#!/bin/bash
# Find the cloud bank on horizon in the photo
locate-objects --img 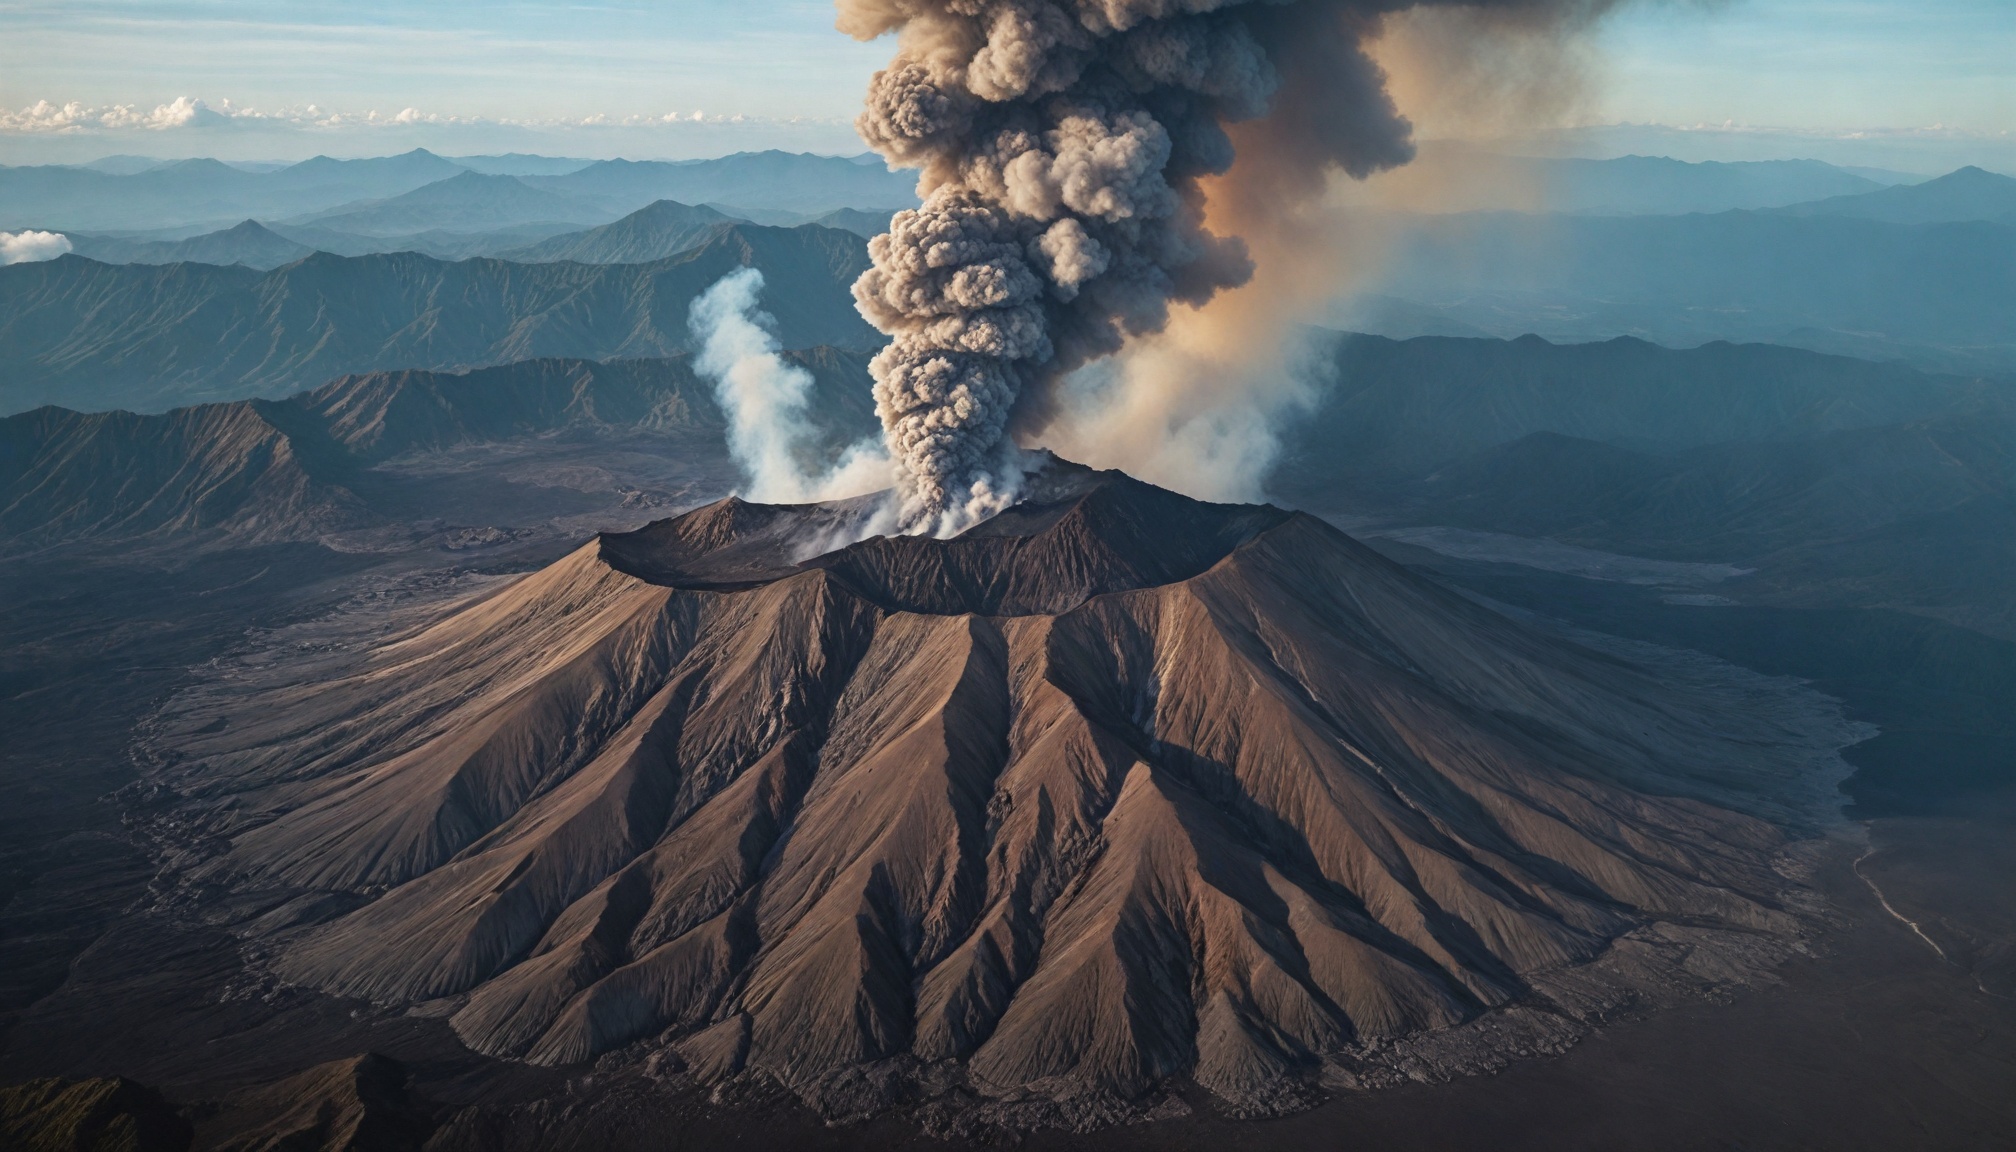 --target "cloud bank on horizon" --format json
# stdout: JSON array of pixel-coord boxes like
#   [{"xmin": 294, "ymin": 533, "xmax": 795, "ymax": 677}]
[{"xmin": 0, "ymin": 230, "xmax": 71, "ymax": 265}]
